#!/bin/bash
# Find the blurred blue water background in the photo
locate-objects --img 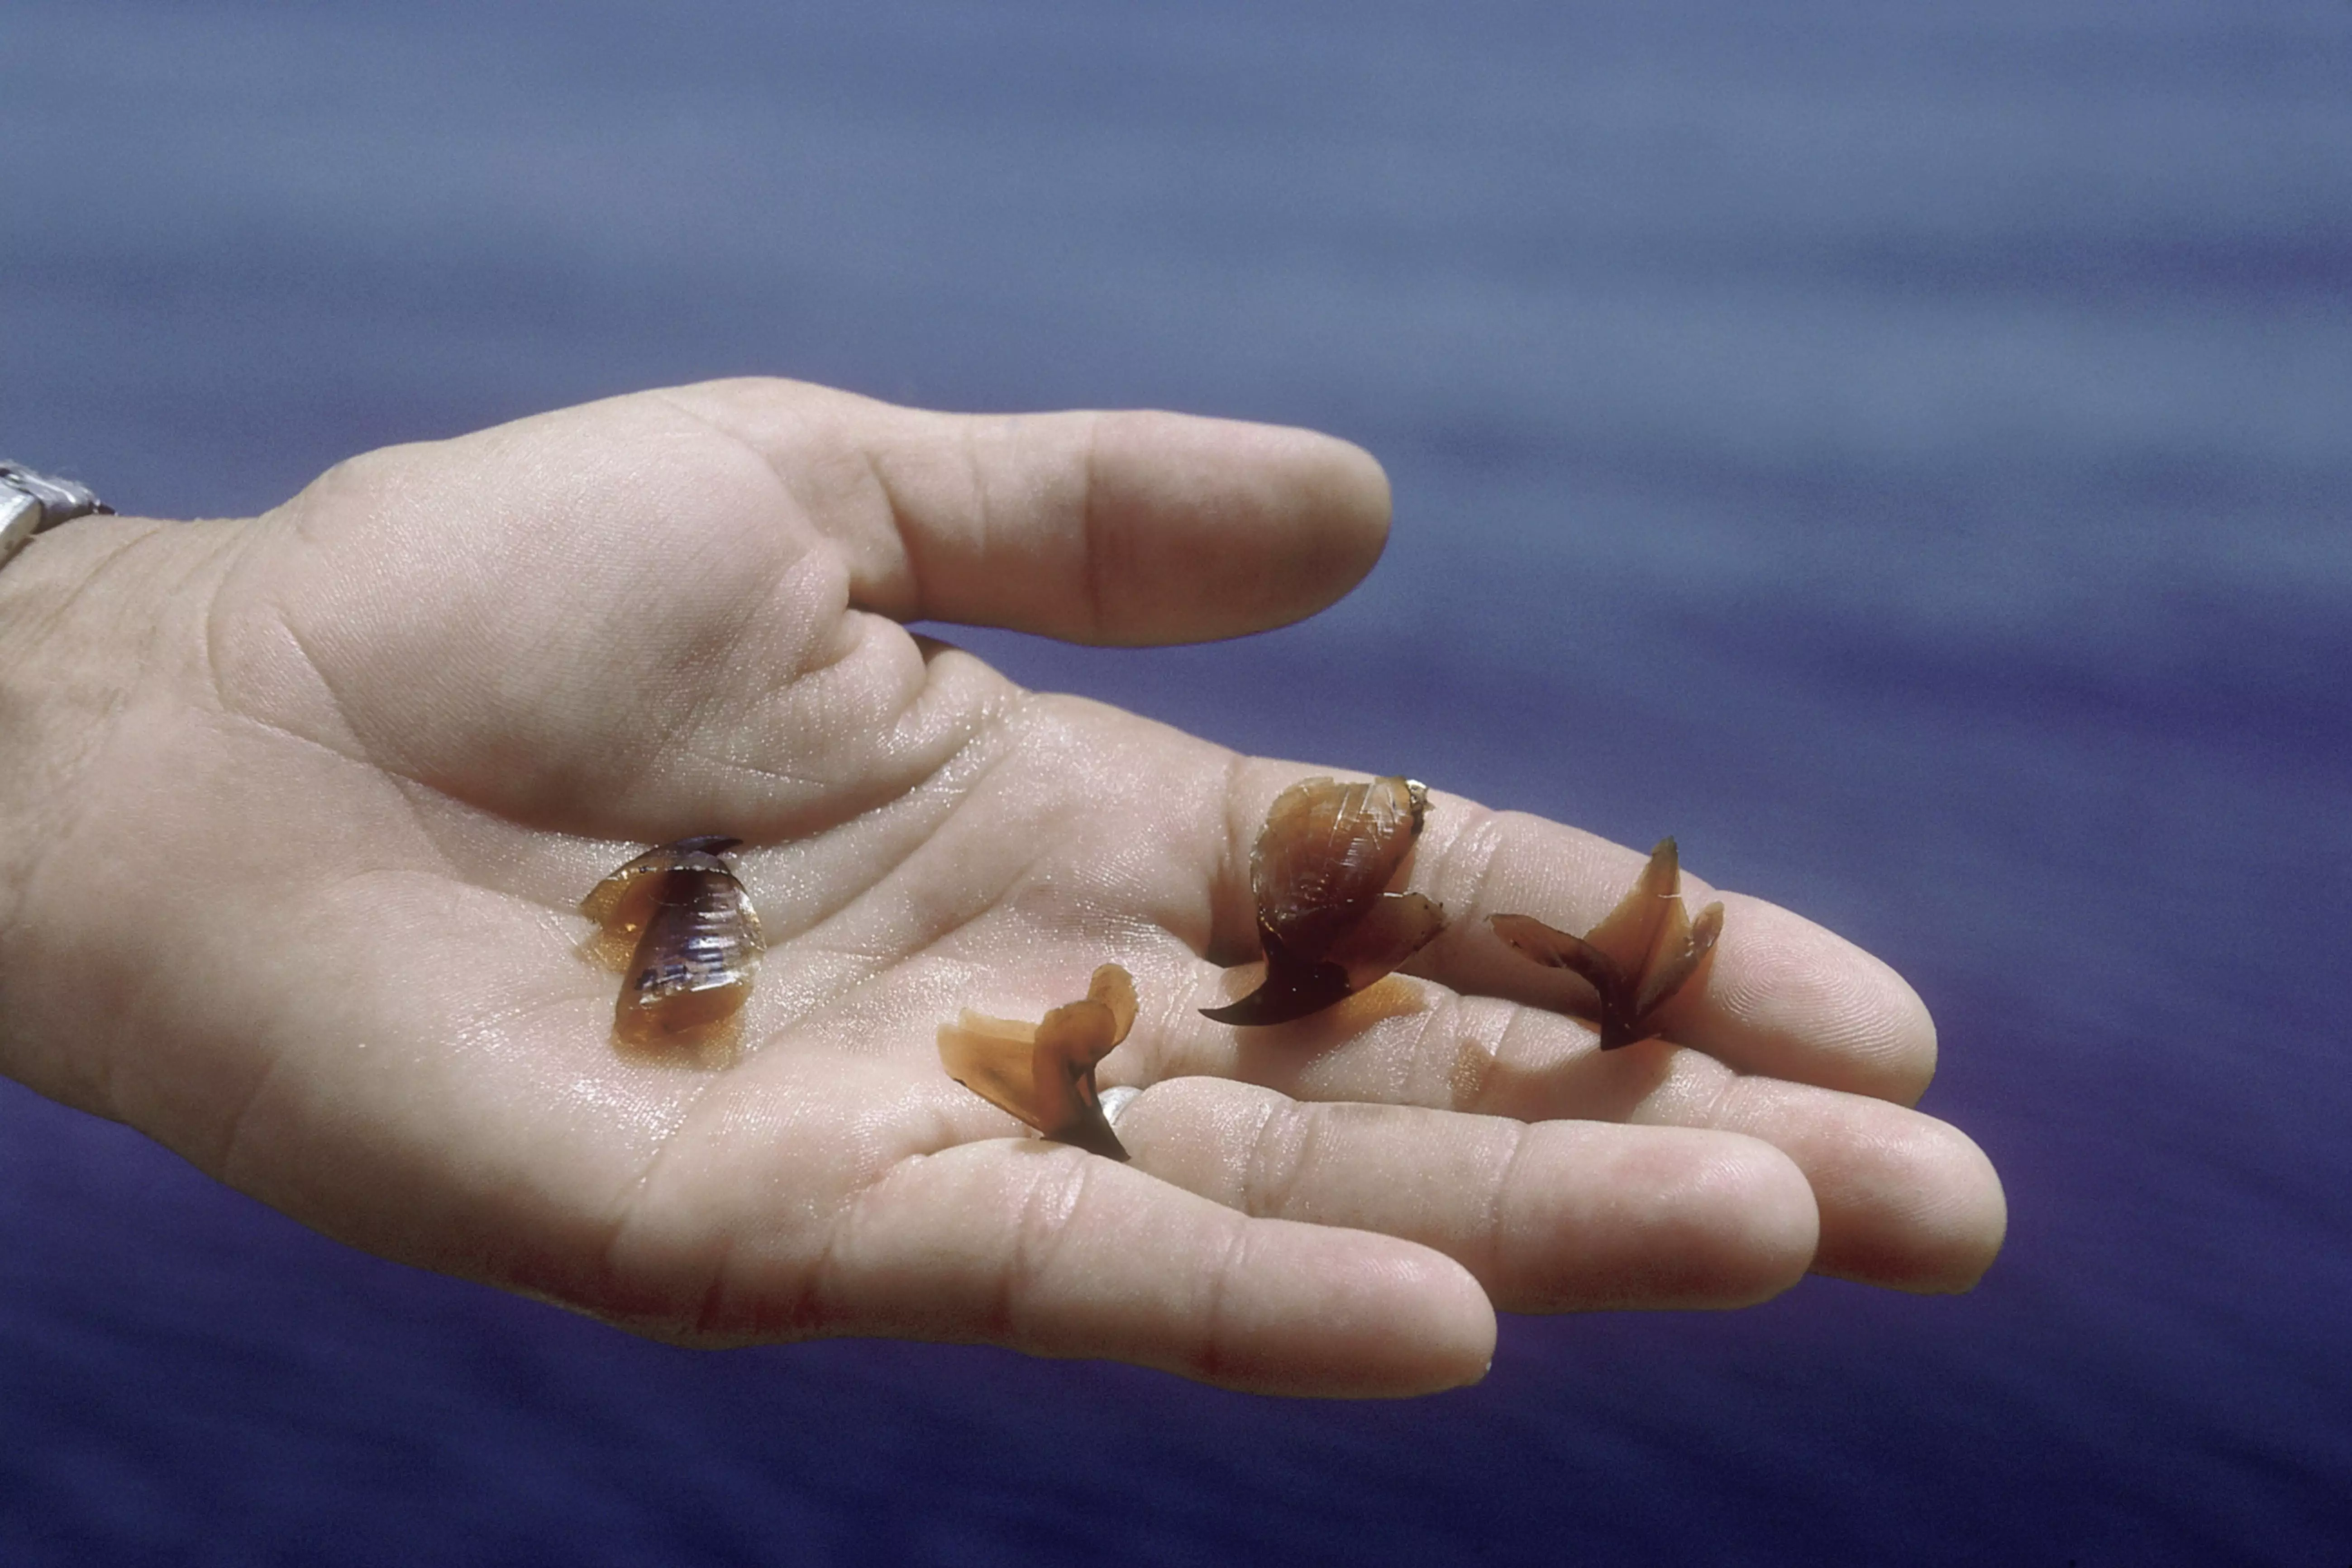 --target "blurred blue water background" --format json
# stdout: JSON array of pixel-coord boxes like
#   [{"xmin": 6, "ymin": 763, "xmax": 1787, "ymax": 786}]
[{"xmin": 5, "ymin": 1, "xmax": 2348, "ymax": 1562}]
